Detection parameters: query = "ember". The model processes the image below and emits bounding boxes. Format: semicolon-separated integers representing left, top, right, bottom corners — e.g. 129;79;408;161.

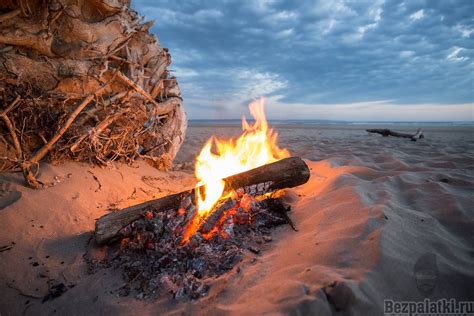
101;190;292;300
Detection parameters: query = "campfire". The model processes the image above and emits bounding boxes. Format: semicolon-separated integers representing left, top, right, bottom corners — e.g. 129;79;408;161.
181;98;290;243
91;99;310;299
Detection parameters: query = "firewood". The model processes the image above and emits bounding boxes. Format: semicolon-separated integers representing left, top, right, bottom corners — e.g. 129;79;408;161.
366;128;424;141
95;157;310;245
198;199;236;234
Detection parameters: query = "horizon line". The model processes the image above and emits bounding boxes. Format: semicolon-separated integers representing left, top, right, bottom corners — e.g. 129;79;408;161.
187;119;474;123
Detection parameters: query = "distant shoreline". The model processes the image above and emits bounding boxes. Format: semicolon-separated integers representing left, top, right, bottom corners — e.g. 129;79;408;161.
188;119;474;127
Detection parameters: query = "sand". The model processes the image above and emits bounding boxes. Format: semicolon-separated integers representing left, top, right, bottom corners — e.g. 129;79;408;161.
1;124;473;315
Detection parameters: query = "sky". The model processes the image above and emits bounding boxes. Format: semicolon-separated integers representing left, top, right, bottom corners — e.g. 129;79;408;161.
132;0;473;121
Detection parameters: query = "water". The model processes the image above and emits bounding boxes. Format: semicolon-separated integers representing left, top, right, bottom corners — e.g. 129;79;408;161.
175;122;474;164
188;119;474;127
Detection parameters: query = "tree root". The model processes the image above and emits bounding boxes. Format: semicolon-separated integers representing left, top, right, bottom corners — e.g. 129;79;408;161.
0;1;187;188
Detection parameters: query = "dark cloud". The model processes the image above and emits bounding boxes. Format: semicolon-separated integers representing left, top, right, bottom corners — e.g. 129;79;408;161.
132;0;473;120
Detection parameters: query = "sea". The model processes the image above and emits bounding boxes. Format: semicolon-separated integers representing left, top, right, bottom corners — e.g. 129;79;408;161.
188;119;474;127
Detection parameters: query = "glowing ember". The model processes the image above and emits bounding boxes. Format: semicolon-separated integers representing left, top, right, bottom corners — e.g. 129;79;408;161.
182;98;289;242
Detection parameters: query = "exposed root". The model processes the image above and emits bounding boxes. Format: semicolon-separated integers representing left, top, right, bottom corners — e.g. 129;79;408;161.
0;1;187;188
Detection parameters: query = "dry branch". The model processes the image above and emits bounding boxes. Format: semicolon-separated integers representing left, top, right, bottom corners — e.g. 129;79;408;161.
0;8;21;23
115;71;161;108
95;157;311;245
0;96;22;157
366;128;424;141
29;83;110;165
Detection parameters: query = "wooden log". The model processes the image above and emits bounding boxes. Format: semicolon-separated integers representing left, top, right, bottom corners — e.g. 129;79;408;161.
366;128;424;141
94;156;310;245
198;199;236;234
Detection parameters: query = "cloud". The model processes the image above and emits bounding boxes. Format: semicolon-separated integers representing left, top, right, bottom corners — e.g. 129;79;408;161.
446;47;468;62
400;50;415;58
241;0;277;15
311;0;357;18
409;9;424;21
263;10;299;25
263;96;473;121
274;28;294;39
132;0;474;121
456;24;474;38
174;67;199;78
140;6;223;28
194;9;223;22
233;69;288;100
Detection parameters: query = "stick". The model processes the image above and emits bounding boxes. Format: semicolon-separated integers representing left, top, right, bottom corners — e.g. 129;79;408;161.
70;108;130;153
366;128;424;141
115;71;159;107
0;244;14;252
115;71;179;115
0;97;33;182
29;84;110;165
0;9;21;24
17;81;112;188
0;95;21;115
1;96;22;158
95;156;310;245
268;198;298;231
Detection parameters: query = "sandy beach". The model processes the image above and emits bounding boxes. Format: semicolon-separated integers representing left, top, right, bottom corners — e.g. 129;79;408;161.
1;123;473;315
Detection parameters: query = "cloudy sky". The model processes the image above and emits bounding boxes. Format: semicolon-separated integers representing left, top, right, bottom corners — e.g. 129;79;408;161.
133;0;473;121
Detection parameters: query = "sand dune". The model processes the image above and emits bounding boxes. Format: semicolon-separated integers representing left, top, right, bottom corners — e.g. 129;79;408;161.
1;124;473;315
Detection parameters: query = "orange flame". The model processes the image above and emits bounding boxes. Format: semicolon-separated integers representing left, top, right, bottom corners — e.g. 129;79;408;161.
182;98;289;242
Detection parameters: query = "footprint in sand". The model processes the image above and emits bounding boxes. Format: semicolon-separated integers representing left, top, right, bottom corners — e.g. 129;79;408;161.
0;181;22;210
141;176;167;192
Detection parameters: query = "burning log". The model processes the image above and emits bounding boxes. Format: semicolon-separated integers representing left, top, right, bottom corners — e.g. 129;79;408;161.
95;156;310;245
198;199;236;234
366;128;424;141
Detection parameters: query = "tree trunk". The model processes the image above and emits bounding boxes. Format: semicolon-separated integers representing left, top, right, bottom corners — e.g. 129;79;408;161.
0;0;187;182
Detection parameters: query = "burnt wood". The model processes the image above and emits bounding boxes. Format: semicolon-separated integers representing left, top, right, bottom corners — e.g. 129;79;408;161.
198;199;236;234
95;156;310;245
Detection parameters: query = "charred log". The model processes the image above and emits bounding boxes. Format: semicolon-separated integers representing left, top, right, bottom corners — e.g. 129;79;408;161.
95;157;310;245
198;199;236;234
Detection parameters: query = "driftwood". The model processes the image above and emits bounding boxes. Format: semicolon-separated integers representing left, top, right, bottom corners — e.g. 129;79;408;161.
0;0;187;187
95;157;311;245
366;128;424;141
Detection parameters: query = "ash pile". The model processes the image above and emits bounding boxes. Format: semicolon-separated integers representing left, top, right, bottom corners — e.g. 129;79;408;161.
95;190;295;300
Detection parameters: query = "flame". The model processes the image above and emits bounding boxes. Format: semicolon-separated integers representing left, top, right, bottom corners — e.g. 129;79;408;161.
181;98;289;242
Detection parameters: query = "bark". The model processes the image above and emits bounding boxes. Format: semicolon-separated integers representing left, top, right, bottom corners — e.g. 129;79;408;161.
95;157;311;245
0;0;187;186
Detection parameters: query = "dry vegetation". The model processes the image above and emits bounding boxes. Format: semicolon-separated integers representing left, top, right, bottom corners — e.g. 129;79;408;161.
0;0;187;188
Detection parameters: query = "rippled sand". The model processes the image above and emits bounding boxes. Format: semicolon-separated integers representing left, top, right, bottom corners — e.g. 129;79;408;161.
1;124;473;315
